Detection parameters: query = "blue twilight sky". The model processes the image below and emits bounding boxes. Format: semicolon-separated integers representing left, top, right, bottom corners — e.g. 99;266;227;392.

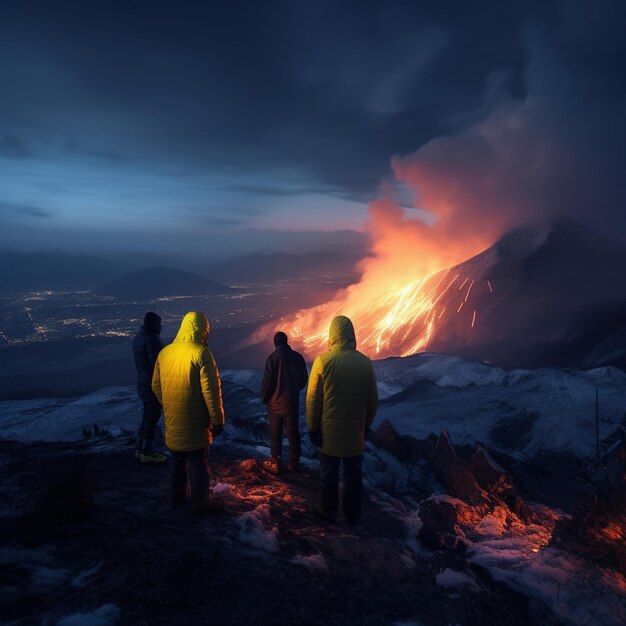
1;0;625;260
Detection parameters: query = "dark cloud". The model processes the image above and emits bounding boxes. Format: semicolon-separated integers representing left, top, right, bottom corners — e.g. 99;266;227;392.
391;16;626;243
0;1;541;188
0;0;624;252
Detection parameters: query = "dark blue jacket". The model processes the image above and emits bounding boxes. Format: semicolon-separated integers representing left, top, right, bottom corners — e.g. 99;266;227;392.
133;327;163;403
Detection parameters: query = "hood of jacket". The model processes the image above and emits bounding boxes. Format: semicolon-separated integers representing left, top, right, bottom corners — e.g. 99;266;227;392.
174;311;209;345
328;315;356;351
142;311;162;335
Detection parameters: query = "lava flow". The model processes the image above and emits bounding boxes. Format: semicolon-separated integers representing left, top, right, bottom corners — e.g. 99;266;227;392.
251;195;497;360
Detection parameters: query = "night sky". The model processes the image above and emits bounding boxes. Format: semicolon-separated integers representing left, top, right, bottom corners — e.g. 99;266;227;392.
1;0;625;259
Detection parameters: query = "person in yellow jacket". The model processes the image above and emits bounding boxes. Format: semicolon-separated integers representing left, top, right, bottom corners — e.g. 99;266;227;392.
152;311;225;514
306;315;378;525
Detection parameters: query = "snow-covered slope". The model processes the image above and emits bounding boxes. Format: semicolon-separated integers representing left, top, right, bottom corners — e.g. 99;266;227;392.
1;355;624;462
0;387;140;442
374;353;626;459
1;356;625;625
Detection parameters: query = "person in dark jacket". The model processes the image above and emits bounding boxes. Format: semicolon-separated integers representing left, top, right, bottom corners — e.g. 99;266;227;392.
132;312;166;463
260;331;308;474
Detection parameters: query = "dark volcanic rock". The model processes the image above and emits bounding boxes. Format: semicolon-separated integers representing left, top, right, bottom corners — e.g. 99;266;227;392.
553;480;626;575
418;496;468;553
470;446;507;491
430;431;488;506
371;420;414;461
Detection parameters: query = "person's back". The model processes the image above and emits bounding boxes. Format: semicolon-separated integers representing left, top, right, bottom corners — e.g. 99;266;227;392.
152;311;224;513
306;316;377;458
132;312;165;462
306;315;377;525
260;332;308;474
133;313;163;394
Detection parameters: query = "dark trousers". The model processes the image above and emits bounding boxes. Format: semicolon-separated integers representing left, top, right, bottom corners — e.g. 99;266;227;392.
319;452;363;523
169;448;210;510
137;395;161;442
269;414;301;463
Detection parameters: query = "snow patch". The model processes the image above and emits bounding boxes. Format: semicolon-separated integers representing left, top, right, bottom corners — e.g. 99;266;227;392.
211;482;232;497
462;505;626;625
236;504;280;553
291;553;328;573
474;513;508;537
435;568;478;590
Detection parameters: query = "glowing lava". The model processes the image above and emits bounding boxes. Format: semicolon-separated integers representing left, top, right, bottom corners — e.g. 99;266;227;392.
250;195;498;359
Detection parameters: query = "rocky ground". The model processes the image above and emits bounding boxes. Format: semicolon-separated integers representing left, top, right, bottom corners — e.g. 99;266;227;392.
1;371;625;626
1;434;543;626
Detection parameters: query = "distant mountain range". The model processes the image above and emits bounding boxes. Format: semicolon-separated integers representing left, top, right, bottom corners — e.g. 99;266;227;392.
208;250;363;283
0;248;365;293
94;266;232;298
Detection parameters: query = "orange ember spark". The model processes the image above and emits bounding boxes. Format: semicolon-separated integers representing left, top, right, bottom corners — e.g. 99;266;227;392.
464;280;474;302
457;301;464;313
459;277;469;290
471;310;476;328
487;280;493;293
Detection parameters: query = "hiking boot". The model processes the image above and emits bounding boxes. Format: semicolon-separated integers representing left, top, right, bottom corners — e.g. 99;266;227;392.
262;458;281;475
140;452;168;463
286;461;300;474
191;496;225;516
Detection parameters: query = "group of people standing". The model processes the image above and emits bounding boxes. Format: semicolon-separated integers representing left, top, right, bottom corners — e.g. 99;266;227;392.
133;310;378;525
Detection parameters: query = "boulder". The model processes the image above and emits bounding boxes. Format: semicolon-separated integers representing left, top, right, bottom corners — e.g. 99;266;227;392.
371;420;413;461
430;431;488;506
418;496;468;553
470;446;507;492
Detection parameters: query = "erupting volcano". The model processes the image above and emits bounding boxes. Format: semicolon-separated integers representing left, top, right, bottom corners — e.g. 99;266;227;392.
250;213;626;369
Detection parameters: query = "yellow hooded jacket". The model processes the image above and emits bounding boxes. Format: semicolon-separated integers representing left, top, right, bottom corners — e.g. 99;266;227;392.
306;315;378;457
152;311;225;452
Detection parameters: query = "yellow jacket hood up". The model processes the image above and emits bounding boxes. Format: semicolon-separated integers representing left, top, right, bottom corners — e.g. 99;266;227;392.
152;311;224;452
306;315;378;457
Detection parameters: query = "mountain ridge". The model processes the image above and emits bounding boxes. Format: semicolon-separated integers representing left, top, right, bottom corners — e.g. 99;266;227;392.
94;266;233;298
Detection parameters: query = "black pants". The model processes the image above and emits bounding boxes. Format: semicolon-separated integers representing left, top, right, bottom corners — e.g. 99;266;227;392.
137;394;161;441
169;448;210;510
269;414;301;463
319;452;363;523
